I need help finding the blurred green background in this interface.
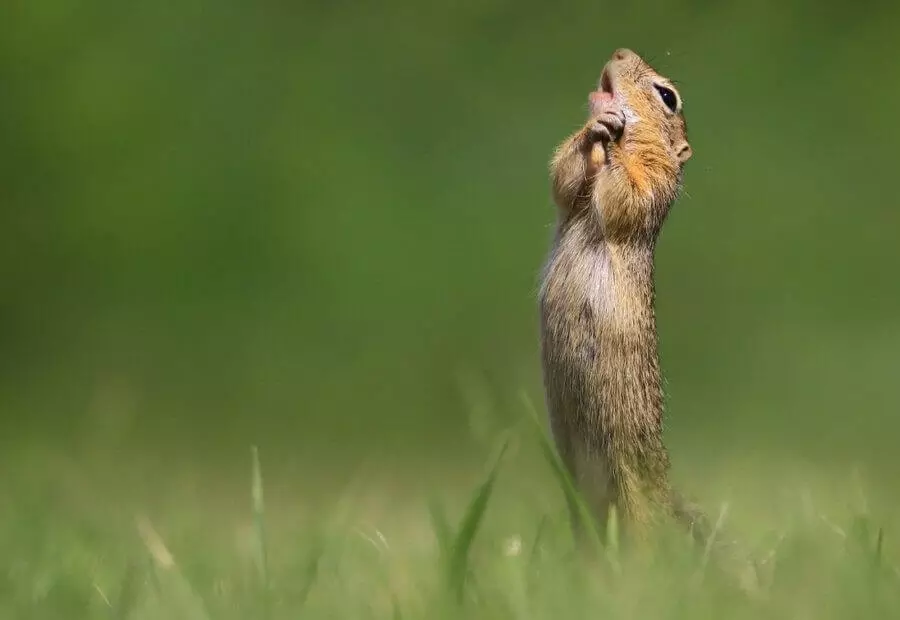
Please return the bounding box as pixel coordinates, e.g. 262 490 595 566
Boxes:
2 0 900 483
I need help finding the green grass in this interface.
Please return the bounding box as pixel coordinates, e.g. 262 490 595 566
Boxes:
1 428 899 620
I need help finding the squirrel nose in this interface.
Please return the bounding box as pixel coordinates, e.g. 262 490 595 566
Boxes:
612 48 636 62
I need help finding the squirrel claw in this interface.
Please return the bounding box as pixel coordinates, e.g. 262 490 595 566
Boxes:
589 111 625 145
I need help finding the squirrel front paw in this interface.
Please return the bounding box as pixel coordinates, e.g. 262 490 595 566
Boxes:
588 111 625 145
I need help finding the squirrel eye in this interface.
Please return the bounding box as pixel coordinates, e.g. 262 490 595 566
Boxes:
654 84 678 112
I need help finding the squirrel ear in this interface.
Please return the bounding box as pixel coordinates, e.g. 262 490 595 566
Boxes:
675 142 692 164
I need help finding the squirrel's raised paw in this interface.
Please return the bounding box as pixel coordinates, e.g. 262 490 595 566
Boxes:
588 111 625 145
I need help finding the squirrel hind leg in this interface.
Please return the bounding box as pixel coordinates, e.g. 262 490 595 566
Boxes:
570 446 617 540
670 488 713 545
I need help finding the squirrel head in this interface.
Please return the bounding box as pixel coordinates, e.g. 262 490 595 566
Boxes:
589 48 692 242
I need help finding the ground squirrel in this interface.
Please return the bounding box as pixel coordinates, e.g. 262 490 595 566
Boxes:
539 48 698 542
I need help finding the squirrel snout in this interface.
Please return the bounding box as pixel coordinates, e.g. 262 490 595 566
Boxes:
612 48 637 63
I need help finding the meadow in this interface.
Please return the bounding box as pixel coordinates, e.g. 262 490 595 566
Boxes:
2 413 899 619
3 0 900 617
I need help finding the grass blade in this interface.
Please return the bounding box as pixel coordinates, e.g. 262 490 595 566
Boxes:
428 497 454 561
137 516 211 620
392 593 403 620
875 527 884 568
251 445 270 618
526 514 548 572
521 392 604 555
110 560 140 620
605 505 620 573
447 436 510 603
291 537 326 609
699 503 729 572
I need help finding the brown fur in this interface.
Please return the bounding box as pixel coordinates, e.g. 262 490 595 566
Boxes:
539 49 693 541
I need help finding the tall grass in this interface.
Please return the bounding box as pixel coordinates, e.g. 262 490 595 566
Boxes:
0 428 898 619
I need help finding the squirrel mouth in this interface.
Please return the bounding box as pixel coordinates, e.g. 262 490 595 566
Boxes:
599 67 614 96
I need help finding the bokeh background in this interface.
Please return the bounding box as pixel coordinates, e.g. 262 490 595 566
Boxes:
3 0 900 498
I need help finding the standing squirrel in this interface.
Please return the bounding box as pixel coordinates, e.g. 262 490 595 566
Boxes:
539 48 699 542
